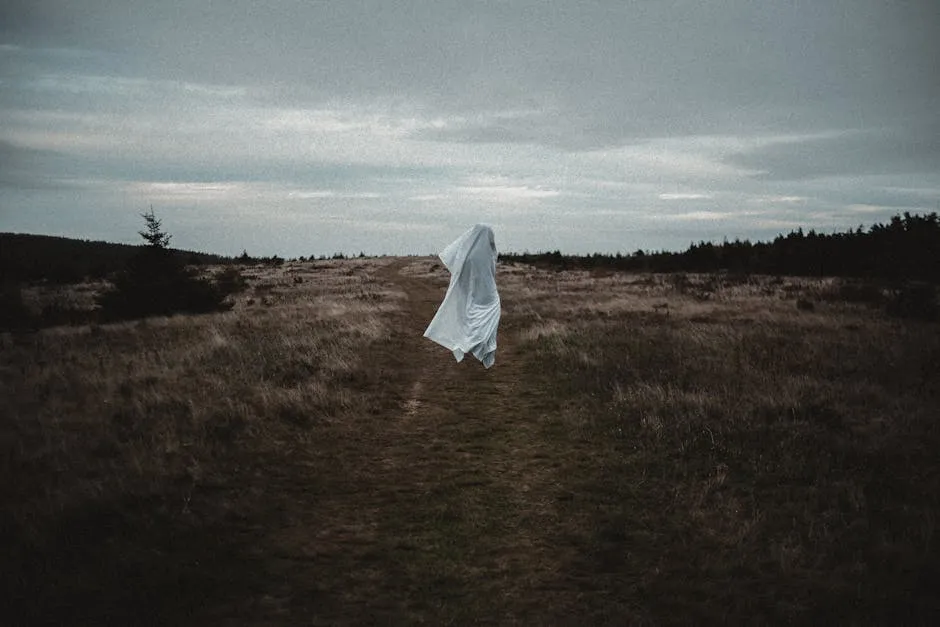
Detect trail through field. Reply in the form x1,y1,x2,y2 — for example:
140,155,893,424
264,258,574,623
380,259,569,614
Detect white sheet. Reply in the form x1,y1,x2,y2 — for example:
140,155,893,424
423,224,501,368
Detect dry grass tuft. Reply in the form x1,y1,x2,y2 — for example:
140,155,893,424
1,258,407,624
512,264,940,624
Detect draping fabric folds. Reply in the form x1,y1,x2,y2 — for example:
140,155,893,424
423,224,501,368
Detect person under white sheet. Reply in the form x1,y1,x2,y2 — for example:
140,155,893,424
423,224,501,368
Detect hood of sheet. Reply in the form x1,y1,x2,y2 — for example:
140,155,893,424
423,224,501,368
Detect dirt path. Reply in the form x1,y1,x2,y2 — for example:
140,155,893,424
242,257,577,624
365,258,568,621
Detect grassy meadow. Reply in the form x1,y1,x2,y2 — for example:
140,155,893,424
2,257,938,624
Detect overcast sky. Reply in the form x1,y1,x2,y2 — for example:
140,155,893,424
2,1,938,256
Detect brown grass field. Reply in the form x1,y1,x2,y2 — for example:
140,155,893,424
3,257,939,625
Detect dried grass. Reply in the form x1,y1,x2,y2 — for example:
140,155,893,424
3,259,938,624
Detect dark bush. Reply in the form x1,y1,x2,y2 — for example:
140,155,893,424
213,266,248,296
886,283,938,321
670,272,689,294
0,283,35,331
39,302,96,327
819,279,886,307
796,298,815,312
837,280,886,305
97,265,232,321
96,210,235,321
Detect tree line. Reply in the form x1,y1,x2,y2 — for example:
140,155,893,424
502,212,940,284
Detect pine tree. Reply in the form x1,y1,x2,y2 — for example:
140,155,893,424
139,207,171,249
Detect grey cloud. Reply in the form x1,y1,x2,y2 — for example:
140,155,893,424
727,125,940,181
5,1,937,147
0,140,76,189
823,182,940,211
0,124,446,196
411,111,600,150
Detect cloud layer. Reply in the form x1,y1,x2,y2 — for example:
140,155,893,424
1,1,938,255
